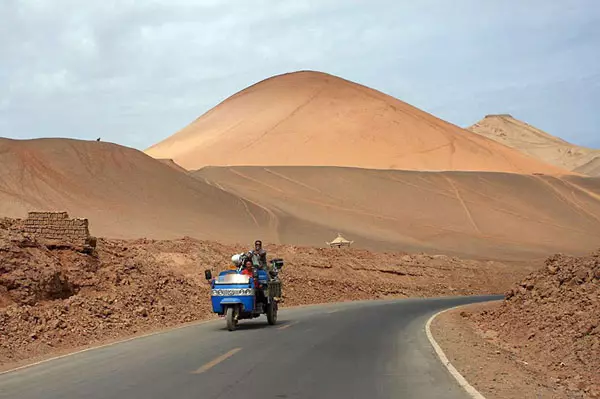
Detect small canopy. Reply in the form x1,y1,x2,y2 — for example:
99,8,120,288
326,233,354,248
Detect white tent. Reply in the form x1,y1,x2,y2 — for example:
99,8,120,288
326,233,354,248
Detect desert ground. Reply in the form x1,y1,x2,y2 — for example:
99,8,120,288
1,70,599,395
432,250,600,398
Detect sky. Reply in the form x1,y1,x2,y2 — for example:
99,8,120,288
1,0,599,150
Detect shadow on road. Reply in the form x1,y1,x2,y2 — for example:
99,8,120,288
216,319,293,331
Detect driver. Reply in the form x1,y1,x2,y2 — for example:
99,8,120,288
247,239,268,270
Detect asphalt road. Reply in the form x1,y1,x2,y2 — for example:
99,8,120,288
0,296,499,399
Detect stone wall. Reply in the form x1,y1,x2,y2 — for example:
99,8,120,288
22,212,94,249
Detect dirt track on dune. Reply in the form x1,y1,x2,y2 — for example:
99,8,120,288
0,219,535,369
197,166,600,260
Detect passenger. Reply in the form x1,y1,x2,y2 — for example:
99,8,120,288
241,259,259,288
241,259,253,276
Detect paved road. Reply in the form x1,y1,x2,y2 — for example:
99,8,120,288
0,296,499,399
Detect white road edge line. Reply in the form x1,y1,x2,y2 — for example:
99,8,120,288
425,306,487,399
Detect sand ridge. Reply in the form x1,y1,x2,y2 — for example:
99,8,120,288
156,158,188,173
145,71,569,175
575,157,600,176
469,114,600,176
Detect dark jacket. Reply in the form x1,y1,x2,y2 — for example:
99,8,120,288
247,248,267,269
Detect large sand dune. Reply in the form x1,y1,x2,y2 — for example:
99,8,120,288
0,138,274,242
2,138,599,260
196,166,600,260
145,71,567,174
469,114,600,176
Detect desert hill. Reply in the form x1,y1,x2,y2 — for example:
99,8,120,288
2,138,599,260
196,166,600,260
145,71,567,175
0,138,274,242
468,114,600,176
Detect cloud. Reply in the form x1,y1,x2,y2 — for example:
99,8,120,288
1,0,599,149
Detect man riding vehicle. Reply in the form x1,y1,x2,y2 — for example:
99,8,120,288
247,239,268,271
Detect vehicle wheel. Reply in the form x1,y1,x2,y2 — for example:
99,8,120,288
266,301,278,325
226,307,238,331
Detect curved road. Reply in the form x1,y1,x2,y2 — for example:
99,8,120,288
0,296,499,399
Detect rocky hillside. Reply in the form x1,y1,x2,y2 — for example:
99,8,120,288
0,217,531,368
475,250,600,397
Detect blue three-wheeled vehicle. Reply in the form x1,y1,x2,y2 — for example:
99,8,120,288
204,254,284,331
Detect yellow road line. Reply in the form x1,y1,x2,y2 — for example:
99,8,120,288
277,322,295,330
192,347,242,374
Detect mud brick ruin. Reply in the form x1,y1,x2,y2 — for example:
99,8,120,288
22,211,96,251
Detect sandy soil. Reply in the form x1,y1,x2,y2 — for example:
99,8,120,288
0,218,535,370
469,114,600,176
432,250,600,399
145,71,568,174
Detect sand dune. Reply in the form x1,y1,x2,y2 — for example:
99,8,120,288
575,157,600,176
145,71,567,175
196,166,600,260
2,138,599,260
469,114,600,176
157,158,188,173
0,138,274,242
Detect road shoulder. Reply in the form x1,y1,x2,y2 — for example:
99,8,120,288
430,301,572,399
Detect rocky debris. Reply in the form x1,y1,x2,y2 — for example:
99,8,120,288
0,220,532,368
474,250,600,398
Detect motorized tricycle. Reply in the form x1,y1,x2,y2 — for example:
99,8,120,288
204,254,284,331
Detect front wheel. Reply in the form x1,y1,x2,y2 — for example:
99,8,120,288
226,307,238,331
266,301,278,325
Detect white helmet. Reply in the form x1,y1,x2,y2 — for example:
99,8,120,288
231,253,242,266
